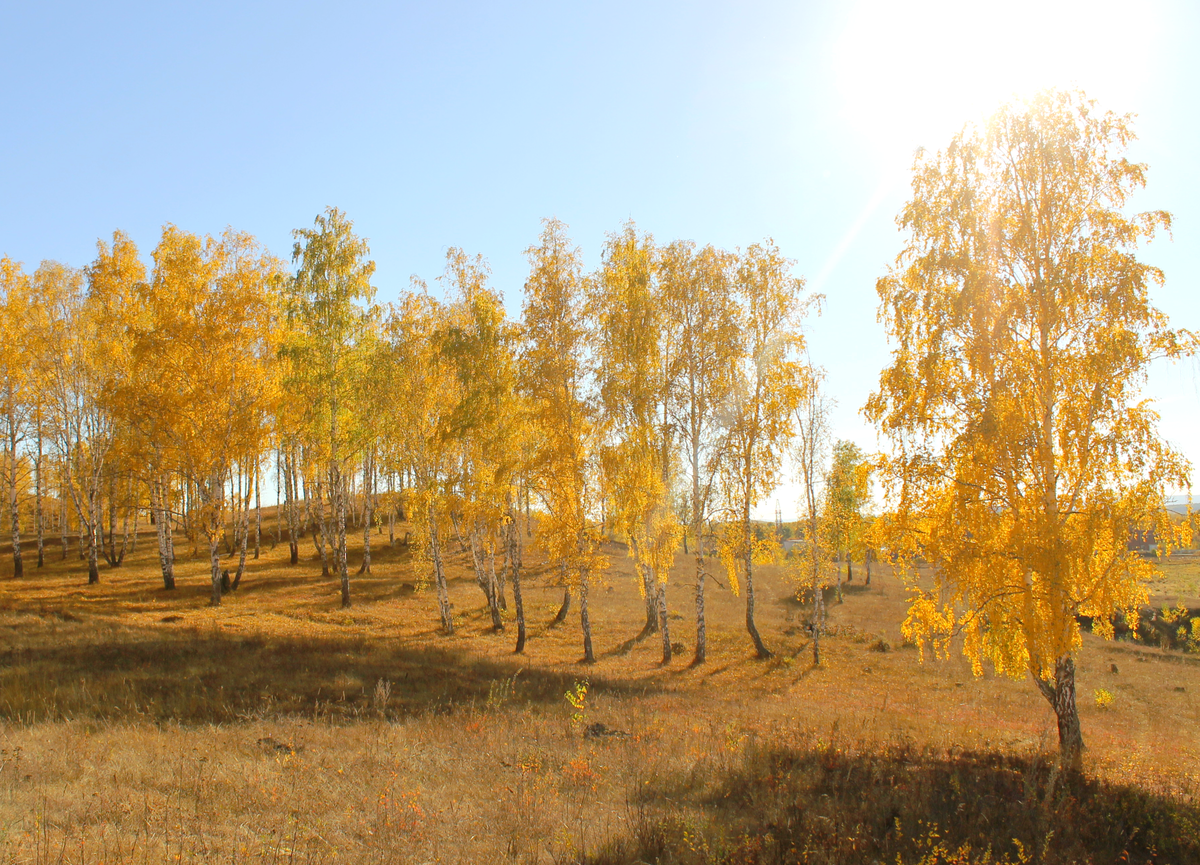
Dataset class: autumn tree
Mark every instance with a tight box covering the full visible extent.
[127,225,281,605]
[717,241,811,659]
[592,223,682,664]
[523,219,606,663]
[45,234,142,584]
[284,208,376,608]
[0,258,35,577]
[866,90,1193,767]
[792,371,833,665]
[824,439,871,595]
[661,241,741,665]
[382,291,461,634]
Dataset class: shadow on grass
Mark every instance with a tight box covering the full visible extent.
[592,743,1200,865]
[0,622,654,725]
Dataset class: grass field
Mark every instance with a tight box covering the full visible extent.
[0,516,1198,864]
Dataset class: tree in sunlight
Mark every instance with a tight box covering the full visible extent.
[717,240,813,659]
[522,218,607,663]
[866,90,1194,768]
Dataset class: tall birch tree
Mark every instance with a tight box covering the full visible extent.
[867,90,1193,767]
[523,219,606,663]
[284,208,376,608]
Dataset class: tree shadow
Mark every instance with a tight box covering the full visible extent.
[0,622,658,725]
[591,743,1200,865]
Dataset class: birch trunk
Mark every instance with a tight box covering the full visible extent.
[579,573,595,664]
[469,527,502,631]
[35,427,43,568]
[507,499,526,653]
[254,463,261,560]
[358,450,372,574]
[152,477,175,590]
[1036,654,1084,770]
[658,581,672,665]
[59,483,68,560]
[551,585,571,627]
[208,523,223,606]
[9,422,22,578]
[744,496,771,659]
[490,542,506,611]
[283,452,299,565]
[85,490,100,584]
[429,502,453,634]
[691,428,707,666]
[333,463,350,608]
[311,477,330,578]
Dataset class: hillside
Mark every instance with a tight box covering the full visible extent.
[0,518,1197,863]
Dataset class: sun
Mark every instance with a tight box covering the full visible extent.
[830,0,1162,165]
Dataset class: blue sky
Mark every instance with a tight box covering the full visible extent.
[2,1,1197,515]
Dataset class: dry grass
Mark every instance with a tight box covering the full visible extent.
[0,518,1197,863]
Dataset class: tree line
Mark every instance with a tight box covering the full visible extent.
[0,211,870,669]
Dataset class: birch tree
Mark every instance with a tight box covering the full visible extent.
[523,219,606,663]
[0,258,34,577]
[866,90,1193,767]
[591,223,681,664]
[284,208,376,608]
[718,241,812,659]
[662,241,741,665]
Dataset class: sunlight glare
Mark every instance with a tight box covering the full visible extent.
[832,0,1160,165]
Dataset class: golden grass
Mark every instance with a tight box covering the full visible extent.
[0,518,1197,863]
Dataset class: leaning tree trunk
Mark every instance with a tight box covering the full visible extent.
[491,543,507,611]
[579,572,595,664]
[468,528,501,630]
[846,554,853,583]
[59,486,68,560]
[551,584,571,627]
[1035,654,1084,770]
[284,454,299,565]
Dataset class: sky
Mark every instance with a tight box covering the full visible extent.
[2,0,1198,518]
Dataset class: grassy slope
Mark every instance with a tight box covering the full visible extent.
[0,515,1197,863]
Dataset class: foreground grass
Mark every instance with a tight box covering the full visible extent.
[0,522,1197,863]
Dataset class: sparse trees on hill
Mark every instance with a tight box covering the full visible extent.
[4,208,841,672]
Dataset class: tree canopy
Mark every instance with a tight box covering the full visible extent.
[867,89,1194,766]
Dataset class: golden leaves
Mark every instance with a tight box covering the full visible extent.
[871,89,1193,681]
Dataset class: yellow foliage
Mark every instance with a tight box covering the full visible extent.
[868,90,1194,686]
